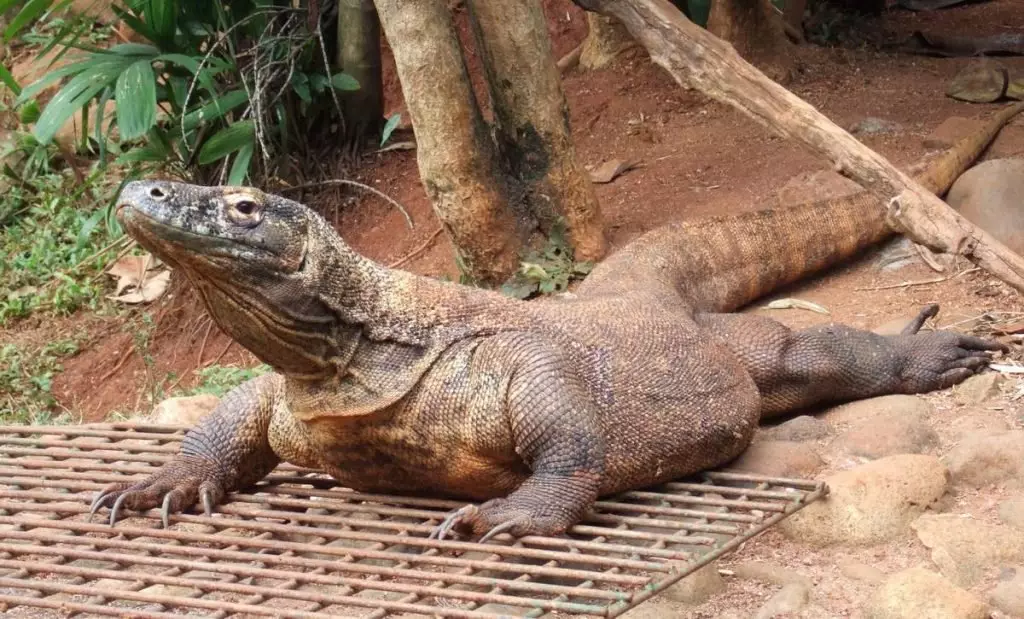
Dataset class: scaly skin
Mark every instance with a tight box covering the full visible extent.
[91,105,1020,540]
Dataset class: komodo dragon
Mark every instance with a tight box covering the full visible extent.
[92,103,1021,541]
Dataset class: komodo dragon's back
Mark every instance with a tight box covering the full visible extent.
[92,104,1020,543]
[579,101,1024,312]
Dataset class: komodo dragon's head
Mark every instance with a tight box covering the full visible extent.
[116,180,352,379]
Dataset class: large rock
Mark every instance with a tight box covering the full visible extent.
[947,159,1024,256]
[828,405,937,459]
[989,567,1024,617]
[820,394,932,427]
[151,394,221,426]
[913,514,1024,586]
[729,441,824,478]
[779,455,948,546]
[754,583,810,619]
[924,117,1024,158]
[953,372,1007,406]
[943,430,1024,488]
[865,566,989,619]
[946,409,1011,440]
[762,415,832,442]
[662,563,725,604]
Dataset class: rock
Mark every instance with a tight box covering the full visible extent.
[774,170,863,205]
[754,583,810,619]
[839,560,885,584]
[865,566,989,619]
[923,116,1024,158]
[821,394,932,427]
[954,372,1008,405]
[850,117,903,135]
[779,455,948,546]
[947,159,1024,257]
[762,415,832,442]
[947,409,1011,440]
[662,562,725,604]
[913,514,1024,586]
[946,59,1009,103]
[151,394,221,426]
[943,430,1024,488]
[990,567,1024,617]
[729,441,824,478]
[731,561,813,589]
[829,404,938,459]
[999,496,1024,531]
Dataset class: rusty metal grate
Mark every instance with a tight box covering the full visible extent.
[0,423,826,618]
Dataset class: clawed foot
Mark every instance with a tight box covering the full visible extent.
[897,314,1008,392]
[428,498,566,543]
[89,457,227,528]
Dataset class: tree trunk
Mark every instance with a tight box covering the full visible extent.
[375,0,521,284]
[706,0,793,83]
[467,0,607,262]
[579,13,637,71]
[572,0,1024,293]
[335,0,385,148]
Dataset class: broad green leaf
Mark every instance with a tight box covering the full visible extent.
[0,0,22,14]
[330,72,360,91]
[106,43,160,57]
[227,143,253,185]
[198,120,254,165]
[4,0,53,41]
[155,53,219,101]
[18,100,41,124]
[115,59,157,140]
[75,208,104,251]
[110,4,158,43]
[380,113,401,147]
[180,89,248,131]
[145,0,176,43]
[309,73,329,93]
[32,57,132,143]
[0,63,21,95]
[115,140,170,164]
[291,73,311,103]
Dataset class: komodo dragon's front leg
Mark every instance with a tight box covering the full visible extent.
[698,304,1007,419]
[91,373,283,526]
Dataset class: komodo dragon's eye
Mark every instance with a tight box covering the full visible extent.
[224,195,264,227]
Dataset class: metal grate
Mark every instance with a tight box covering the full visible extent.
[0,423,826,618]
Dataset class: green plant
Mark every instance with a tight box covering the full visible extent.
[181,363,271,397]
[501,222,594,300]
[8,0,362,184]
[0,336,81,424]
[0,165,122,323]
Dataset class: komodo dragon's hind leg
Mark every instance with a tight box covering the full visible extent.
[697,304,1007,419]
[91,373,283,527]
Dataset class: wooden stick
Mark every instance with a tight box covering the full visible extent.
[573,0,1024,293]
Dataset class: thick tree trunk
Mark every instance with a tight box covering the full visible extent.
[375,0,521,284]
[335,0,385,147]
[467,0,607,262]
[573,0,1024,292]
[706,0,793,83]
[579,13,637,71]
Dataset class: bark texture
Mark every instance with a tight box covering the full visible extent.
[468,0,607,262]
[579,13,637,71]
[706,0,793,83]
[375,0,520,284]
[573,0,1024,293]
[335,0,384,146]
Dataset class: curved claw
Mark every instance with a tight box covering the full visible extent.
[201,486,215,517]
[478,520,518,544]
[430,505,476,541]
[161,489,184,529]
[109,493,129,527]
[89,490,114,520]
[901,303,940,335]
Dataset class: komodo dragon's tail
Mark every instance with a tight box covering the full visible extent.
[579,102,1024,313]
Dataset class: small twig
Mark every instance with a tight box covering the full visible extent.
[207,339,235,368]
[389,227,444,268]
[89,240,138,284]
[855,268,980,291]
[557,43,583,73]
[280,179,414,229]
[196,318,214,367]
[914,242,947,273]
[99,346,136,383]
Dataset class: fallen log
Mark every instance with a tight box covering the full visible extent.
[572,0,1024,293]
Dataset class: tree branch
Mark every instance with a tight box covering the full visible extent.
[573,0,1024,292]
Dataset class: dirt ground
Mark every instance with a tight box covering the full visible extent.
[7,0,1024,614]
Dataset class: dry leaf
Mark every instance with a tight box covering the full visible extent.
[378,141,416,153]
[761,298,831,315]
[108,270,170,304]
[589,158,641,184]
[106,252,170,304]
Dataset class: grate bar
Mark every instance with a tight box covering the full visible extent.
[0,423,826,617]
